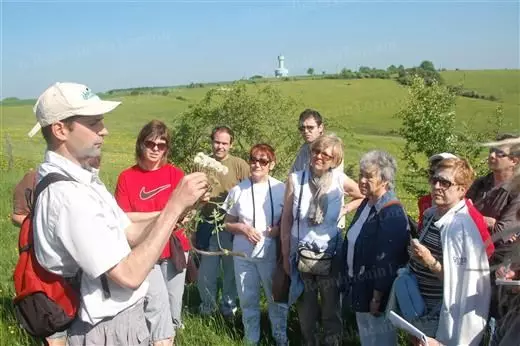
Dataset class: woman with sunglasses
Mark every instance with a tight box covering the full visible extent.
[408,158,491,346]
[222,143,288,345]
[417,153,458,230]
[115,120,190,346]
[280,133,364,346]
[418,153,494,260]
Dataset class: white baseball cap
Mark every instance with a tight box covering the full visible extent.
[428,152,458,163]
[28,82,121,137]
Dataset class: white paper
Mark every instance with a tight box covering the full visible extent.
[387,310,428,345]
[495,278,520,286]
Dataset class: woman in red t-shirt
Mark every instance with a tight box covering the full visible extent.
[115,120,189,346]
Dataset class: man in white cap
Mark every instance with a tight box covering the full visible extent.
[29,82,209,345]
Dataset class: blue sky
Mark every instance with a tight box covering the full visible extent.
[2,0,519,98]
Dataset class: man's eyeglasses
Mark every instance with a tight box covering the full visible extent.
[249,157,270,166]
[144,141,167,151]
[429,175,457,190]
[299,125,316,132]
[311,149,333,162]
[489,147,510,158]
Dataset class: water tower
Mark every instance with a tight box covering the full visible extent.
[274,55,289,77]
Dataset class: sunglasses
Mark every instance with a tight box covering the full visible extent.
[429,175,457,190]
[144,140,167,151]
[489,147,509,158]
[298,125,316,132]
[249,157,270,166]
[311,149,333,162]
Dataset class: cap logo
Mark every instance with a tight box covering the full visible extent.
[81,88,96,100]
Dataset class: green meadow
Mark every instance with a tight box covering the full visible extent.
[0,69,518,345]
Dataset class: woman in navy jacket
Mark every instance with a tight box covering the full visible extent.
[342,150,410,346]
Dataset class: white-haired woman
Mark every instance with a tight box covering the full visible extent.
[343,150,410,346]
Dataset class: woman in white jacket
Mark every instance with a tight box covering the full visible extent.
[409,158,491,346]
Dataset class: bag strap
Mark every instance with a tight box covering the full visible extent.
[19,173,76,254]
[380,199,433,248]
[381,200,401,209]
[380,199,421,238]
[29,172,75,214]
[268,180,274,227]
[296,171,306,242]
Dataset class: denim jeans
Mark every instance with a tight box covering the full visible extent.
[234,257,289,345]
[197,230,237,316]
[355,312,396,346]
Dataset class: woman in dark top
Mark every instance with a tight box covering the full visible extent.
[342,150,409,346]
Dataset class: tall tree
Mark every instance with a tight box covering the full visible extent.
[419,60,435,71]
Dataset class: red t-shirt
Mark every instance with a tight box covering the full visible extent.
[417,194,494,258]
[115,164,190,259]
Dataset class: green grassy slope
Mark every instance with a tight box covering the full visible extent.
[0,69,518,345]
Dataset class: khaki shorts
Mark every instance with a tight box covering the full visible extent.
[67,300,149,346]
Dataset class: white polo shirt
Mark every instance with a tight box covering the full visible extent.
[33,151,148,325]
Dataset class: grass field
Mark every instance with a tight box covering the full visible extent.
[441,69,520,105]
[0,70,518,345]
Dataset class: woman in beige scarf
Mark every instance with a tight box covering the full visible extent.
[280,133,364,346]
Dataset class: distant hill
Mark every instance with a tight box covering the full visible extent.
[0,97,36,106]
[2,70,518,136]
[2,68,518,106]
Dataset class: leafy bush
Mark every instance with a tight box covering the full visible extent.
[396,75,503,196]
[447,85,500,102]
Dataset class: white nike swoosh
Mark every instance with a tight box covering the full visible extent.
[139,184,171,200]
